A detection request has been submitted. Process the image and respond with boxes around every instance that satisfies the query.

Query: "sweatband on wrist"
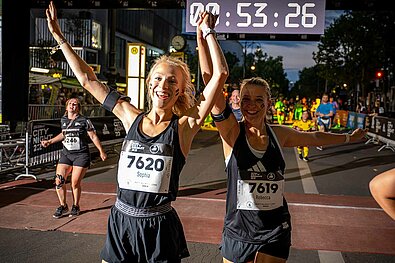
[211,103,232,122]
[201,24,216,39]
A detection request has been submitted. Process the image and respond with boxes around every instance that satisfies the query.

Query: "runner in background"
[229,89,243,122]
[292,110,316,162]
[275,95,285,125]
[41,98,107,218]
[315,93,333,150]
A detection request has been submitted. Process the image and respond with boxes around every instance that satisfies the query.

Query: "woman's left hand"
[351,128,368,141]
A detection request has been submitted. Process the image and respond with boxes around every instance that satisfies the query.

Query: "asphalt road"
[0,129,394,263]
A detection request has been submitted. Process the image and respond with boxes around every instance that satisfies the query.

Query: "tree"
[313,11,395,103]
[246,49,289,97]
[292,65,327,99]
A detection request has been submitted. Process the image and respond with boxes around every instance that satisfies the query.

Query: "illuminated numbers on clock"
[186,1,322,33]
[253,3,268,27]
[237,3,268,28]
[189,2,220,27]
[285,3,317,28]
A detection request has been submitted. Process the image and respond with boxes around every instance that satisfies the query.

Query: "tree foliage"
[313,11,395,98]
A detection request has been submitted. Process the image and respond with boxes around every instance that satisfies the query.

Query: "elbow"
[214,69,229,82]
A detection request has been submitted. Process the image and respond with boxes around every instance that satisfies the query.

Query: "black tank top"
[224,122,290,243]
[116,112,185,208]
[60,115,94,154]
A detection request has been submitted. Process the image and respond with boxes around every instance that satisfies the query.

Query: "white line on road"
[293,148,345,263]
[318,250,345,263]
[294,148,319,194]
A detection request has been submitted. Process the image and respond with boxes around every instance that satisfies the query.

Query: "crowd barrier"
[1,116,126,180]
[365,115,395,152]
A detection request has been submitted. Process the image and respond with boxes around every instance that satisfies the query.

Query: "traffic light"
[376,70,383,78]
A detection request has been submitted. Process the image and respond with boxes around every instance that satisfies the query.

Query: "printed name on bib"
[117,140,173,194]
[237,169,284,211]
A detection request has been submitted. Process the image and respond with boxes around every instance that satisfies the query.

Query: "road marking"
[294,148,318,194]
[318,250,345,263]
[294,148,346,262]
[288,202,383,211]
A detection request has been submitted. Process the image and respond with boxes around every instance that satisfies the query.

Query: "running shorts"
[100,205,190,263]
[58,151,91,168]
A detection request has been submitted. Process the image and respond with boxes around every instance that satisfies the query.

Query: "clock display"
[171,35,186,51]
[185,0,326,35]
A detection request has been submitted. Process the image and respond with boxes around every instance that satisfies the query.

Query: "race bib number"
[63,136,80,151]
[237,170,284,211]
[117,140,173,194]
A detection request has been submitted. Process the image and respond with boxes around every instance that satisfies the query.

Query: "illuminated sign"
[126,43,146,110]
[186,0,326,35]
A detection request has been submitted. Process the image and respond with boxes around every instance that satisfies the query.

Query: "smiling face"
[230,89,241,105]
[240,83,270,124]
[148,62,184,111]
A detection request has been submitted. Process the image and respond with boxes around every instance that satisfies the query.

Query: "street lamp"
[242,41,261,78]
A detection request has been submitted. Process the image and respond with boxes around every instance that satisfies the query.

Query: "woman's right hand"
[46,1,65,43]
[41,140,51,148]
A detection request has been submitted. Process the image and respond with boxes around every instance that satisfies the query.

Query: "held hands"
[46,1,65,44]
[197,11,218,39]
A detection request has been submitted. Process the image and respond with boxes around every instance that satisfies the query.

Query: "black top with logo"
[116,113,185,208]
[60,115,94,154]
[223,123,291,243]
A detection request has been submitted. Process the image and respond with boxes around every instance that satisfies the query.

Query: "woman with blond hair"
[45,2,228,261]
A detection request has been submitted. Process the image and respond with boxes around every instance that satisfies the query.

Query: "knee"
[70,180,81,189]
[55,174,66,189]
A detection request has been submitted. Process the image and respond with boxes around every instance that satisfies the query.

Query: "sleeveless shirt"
[223,122,290,243]
[116,112,186,208]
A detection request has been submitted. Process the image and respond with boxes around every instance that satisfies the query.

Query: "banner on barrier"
[367,116,395,141]
[346,112,366,130]
[29,116,126,158]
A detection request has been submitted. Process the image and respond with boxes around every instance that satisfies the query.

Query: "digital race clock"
[185,0,326,35]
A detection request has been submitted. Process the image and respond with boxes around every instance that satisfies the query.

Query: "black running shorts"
[100,205,190,263]
[58,152,91,168]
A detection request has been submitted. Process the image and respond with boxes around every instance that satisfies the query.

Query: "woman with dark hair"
[41,97,107,218]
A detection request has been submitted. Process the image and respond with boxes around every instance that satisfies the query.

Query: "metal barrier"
[28,104,106,120]
[0,138,26,174]
[365,116,395,152]
[0,116,126,180]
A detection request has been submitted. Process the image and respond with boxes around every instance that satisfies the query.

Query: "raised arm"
[180,12,228,144]
[197,13,239,157]
[45,1,138,130]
